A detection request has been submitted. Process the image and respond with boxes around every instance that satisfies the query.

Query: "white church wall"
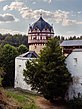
[66,49,82,99]
[14,57,31,91]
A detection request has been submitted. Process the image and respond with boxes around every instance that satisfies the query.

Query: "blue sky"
[0,0,82,37]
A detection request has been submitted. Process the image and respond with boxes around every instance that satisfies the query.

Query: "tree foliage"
[1,44,18,86]
[0,43,29,87]
[0,33,28,47]
[0,33,29,87]
[0,45,3,67]
[18,44,28,55]
[23,38,72,101]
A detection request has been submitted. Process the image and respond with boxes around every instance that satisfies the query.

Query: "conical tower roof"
[30,16,53,31]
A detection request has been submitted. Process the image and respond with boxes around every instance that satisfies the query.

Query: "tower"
[28,15,54,54]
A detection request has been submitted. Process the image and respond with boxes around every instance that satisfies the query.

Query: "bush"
[67,98,82,109]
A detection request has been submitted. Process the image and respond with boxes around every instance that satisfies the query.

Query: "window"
[35,45,37,49]
[41,36,42,40]
[33,36,36,40]
[73,58,77,66]
[19,65,21,67]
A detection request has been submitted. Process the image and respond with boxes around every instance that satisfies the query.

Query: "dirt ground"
[35,97,67,109]
[0,88,67,109]
[0,88,21,109]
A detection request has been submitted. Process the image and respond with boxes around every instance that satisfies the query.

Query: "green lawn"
[5,89,39,109]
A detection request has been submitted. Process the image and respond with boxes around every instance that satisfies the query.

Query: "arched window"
[41,36,42,40]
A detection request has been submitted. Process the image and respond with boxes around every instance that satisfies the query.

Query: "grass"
[4,89,39,109]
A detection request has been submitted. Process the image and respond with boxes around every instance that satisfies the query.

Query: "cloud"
[44,0,52,3]
[20,7,33,19]
[65,31,82,37]
[77,11,81,14]
[0,0,6,2]
[0,13,18,23]
[31,0,52,3]
[76,21,82,24]
[41,0,52,3]
[3,1,24,11]
[3,1,82,26]
[53,10,69,24]
[32,2,36,4]
[0,29,26,35]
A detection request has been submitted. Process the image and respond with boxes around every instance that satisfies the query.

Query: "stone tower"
[28,15,54,54]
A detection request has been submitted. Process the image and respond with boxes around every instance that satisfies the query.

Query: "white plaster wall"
[66,50,82,99]
[15,49,82,99]
[14,57,31,90]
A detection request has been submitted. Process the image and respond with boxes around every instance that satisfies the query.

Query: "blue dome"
[30,17,53,31]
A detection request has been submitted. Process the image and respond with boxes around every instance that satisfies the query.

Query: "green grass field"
[5,89,39,109]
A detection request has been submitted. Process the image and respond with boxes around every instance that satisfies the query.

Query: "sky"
[0,0,82,37]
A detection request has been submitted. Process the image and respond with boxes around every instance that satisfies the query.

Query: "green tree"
[0,33,28,47]
[0,67,5,86]
[23,38,72,102]
[1,44,18,87]
[18,44,28,55]
[0,45,3,67]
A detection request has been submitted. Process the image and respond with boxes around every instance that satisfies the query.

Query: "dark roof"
[30,16,53,31]
[19,51,38,58]
[60,40,82,46]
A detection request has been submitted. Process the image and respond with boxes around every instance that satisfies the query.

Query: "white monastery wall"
[15,48,82,100]
[14,57,31,90]
[66,49,82,99]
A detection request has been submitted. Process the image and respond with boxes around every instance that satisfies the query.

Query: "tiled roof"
[60,40,82,46]
[30,17,53,31]
[19,51,38,58]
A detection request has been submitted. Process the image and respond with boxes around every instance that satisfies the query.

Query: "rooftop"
[16,51,38,59]
[30,16,53,31]
[60,40,82,46]
[73,49,82,52]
